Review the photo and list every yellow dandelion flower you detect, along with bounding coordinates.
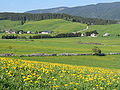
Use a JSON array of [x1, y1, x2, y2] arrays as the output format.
[[75, 83, 79, 85], [48, 81, 51, 83], [37, 77, 41, 80], [96, 85, 98, 87], [69, 82, 74, 84], [12, 67, 17, 69], [22, 76, 26, 78], [73, 88, 77, 90], [53, 79, 57, 81], [60, 76, 63, 77], [100, 87, 104, 90], [35, 81, 39, 83], [64, 84, 68, 86], [29, 80, 33, 82], [53, 85, 60, 88]]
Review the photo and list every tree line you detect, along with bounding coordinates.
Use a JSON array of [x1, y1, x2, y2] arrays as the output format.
[[2, 30, 98, 39], [2, 33, 82, 39], [0, 13, 117, 25]]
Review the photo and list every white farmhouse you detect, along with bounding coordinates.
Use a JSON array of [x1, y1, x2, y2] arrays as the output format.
[[5, 30, 16, 34], [81, 33, 84, 37], [103, 33, 110, 37], [91, 33, 96, 37], [27, 31, 32, 34], [19, 32, 22, 34], [41, 31, 51, 34]]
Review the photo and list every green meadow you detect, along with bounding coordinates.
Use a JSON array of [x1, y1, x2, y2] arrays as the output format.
[[14, 55, 120, 69], [86, 24, 120, 36], [0, 20, 21, 30], [0, 19, 87, 34], [0, 37, 120, 70], [14, 19, 87, 33], [0, 19, 120, 36], [0, 37, 120, 54], [0, 19, 120, 70]]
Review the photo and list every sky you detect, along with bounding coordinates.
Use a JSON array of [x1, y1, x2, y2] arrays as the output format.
[[0, 0, 120, 12]]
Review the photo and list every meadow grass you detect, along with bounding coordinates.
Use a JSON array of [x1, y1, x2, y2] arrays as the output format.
[[86, 24, 120, 36], [0, 19, 120, 36], [0, 20, 21, 30], [14, 55, 120, 69], [0, 19, 86, 34], [1, 37, 120, 70], [0, 37, 120, 54], [14, 19, 87, 33]]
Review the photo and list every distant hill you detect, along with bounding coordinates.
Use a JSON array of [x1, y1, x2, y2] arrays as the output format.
[[26, 7, 69, 13], [26, 2, 120, 20], [14, 19, 87, 33]]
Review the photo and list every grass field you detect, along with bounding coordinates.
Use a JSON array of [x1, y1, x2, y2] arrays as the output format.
[[0, 19, 120, 36], [14, 19, 87, 33], [0, 37, 120, 54], [1, 37, 120, 70], [0, 19, 87, 34], [0, 20, 21, 31], [86, 24, 120, 36], [13, 55, 120, 69]]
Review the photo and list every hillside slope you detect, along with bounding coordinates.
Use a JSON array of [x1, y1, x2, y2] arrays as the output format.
[[0, 20, 21, 31], [1, 19, 120, 36], [26, 2, 120, 20], [14, 19, 87, 33], [86, 24, 120, 36]]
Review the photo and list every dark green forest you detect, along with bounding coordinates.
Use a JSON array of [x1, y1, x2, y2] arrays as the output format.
[[0, 13, 117, 25]]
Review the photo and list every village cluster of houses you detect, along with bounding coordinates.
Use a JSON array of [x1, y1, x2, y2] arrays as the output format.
[[5, 29, 111, 37], [80, 33, 97, 37], [78, 32, 110, 37], [80, 33, 110, 37], [5, 30, 52, 34]]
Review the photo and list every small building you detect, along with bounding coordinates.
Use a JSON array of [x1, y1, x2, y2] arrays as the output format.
[[27, 31, 32, 34], [103, 33, 110, 37], [40, 31, 51, 34], [17, 30, 24, 34], [91, 33, 97, 37], [5, 30, 16, 34], [81, 33, 85, 37], [19, 31, 22, 34]]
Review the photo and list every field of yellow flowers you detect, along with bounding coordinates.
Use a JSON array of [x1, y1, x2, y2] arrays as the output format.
[[0, 57, 120, 90]]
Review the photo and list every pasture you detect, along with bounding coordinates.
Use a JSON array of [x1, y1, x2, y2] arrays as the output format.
[[86, 24, 120, 36], [1, 37, 120, 70], [0, 19, 87, 34], [0, 20, 21, 30], [14, 19, 87, 34], [0, 37, 120, 54]]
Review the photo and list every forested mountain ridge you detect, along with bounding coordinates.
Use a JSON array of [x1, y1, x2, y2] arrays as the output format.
[[26, 7, 68, 14], [26, 2, 120, 20], [0, 13, 117, 25]]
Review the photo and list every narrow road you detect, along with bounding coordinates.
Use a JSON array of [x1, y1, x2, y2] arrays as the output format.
[[77, 26, 89, 33]]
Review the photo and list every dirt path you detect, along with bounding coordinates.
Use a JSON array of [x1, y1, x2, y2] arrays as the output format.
[[77, 26, 89, 33]]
